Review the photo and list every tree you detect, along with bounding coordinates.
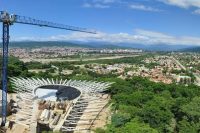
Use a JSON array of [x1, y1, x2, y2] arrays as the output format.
[[181, 97, 200, 123], [139, 96, 174, 132], [106, 118, 158, 133], [178, 119, 200, 133], [120, 119, 158, 133], [111, 113, 131, 127]]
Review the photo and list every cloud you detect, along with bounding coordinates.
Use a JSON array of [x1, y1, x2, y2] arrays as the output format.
[[158, 0, 200, 8], [157, 0, 200, 15], [82, 3, 110, 8], [135, 29, 172, 39], [82, 0, 118, 8], [130, 4, 162, 12], [82, 3, 92, 8], [94, 4, 110, 8], [12, 29, 200, 46], [82, 0, 125, 9], [135, 29, 200, 46], [193, 9, 200, 14], [83, 1, 162, 12], [93, 0, 118, 4]]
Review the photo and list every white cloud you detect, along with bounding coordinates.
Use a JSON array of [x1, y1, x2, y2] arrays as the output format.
[[93, 0, 117, 4], [135, 29, 200, 45], [12, 29, 200, 46], [82, 3, 110, 8], [193, 9, 200, 14], [130, 4, 162, 12], [158, 0, 200, 8], [83, 1, 162, 11], [157, 0, 200, 15], [135, 29, 172, 39], [83, 0, 124, 9], [94, 4, 110, 8], [82, 3, 92, 8]]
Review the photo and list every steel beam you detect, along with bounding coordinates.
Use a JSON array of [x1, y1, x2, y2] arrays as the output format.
[[1, 22, 9, 126]]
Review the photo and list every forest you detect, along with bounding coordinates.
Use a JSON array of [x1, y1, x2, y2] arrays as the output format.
[[97, 77, 200, 133], [69, 70, 200, 133]]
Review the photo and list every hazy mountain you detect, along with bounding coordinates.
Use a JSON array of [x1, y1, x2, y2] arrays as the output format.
[[0, 41, 195, 51], [2, 41, 127, 49], [7, 41, 91, 48], [82, 42, 192, 51], [180, 46, 200, 52]]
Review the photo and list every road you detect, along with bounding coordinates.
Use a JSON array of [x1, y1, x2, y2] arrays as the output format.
[[171, 57, 186, 70], [172, 56, 200, 86]]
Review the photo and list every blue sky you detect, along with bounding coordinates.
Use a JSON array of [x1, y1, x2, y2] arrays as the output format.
[[1, 0, 200, 45]]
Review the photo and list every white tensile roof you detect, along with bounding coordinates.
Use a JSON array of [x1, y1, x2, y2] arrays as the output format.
[[10, 77, 113, 132]]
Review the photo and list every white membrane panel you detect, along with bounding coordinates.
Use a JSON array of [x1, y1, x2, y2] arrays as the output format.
[[35, 88, 57, 101]]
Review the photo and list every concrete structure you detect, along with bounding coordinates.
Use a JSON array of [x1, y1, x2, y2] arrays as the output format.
[[10, 77, 113, 132], [176, 75, 191, 84]]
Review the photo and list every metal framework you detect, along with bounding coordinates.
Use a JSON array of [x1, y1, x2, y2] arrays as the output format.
[[1, 22, 9, 125], [0, 11, 96, 126], [10, 78, 113, 132]]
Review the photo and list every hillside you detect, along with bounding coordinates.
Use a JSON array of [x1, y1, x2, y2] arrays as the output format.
[[8, 41, 91, 48], [4, 41, 128, 49], [181, 46, 200, 52]]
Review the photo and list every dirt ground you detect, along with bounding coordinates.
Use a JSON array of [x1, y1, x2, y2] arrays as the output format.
[[6, 124, 28, 133], [90, 103, 112, 131]]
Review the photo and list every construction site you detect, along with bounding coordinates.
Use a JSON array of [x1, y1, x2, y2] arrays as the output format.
[[0, 78, 112, 133], [0, 11, 109, 133]]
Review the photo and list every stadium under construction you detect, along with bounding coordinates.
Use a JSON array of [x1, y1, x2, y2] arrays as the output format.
[[3, 77, 113, 133]]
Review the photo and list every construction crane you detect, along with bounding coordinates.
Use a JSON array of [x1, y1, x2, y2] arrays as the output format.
[[0, 11, 96, 126]]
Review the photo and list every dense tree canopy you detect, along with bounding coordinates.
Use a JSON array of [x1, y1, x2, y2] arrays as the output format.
[[93, 77, 200, 133]]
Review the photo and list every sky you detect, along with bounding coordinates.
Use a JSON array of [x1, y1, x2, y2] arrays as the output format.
[[1, 0, 200, 46]]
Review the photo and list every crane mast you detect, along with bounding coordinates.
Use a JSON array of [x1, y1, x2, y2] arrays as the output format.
[[0, 11, 96, 126]]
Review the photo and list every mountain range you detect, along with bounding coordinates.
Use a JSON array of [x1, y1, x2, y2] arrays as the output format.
[[0, 41, 199, 52]]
